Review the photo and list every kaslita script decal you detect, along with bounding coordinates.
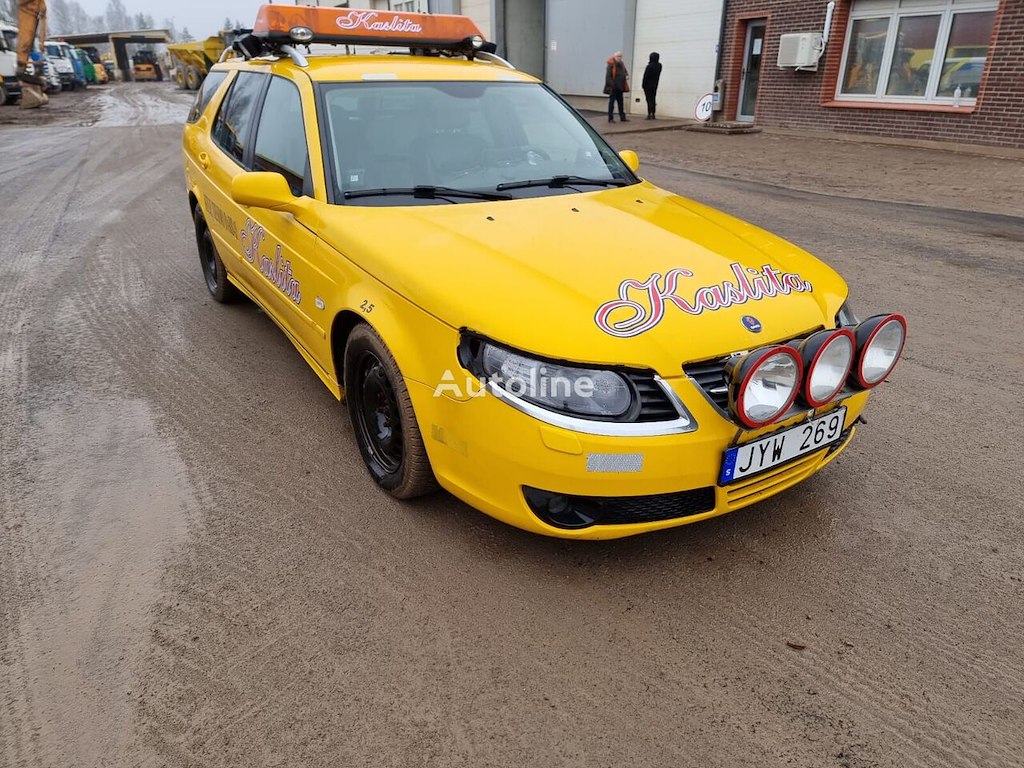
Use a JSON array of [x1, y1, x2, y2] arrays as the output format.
[[240, 218, 302, 306], [595, 262, 813, 338], [336, 10, 424, 33]]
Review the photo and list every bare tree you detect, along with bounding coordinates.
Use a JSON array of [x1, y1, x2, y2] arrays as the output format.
[[49, 0, 71, 34], [163, 17, 178, 41], [105, 0, 128, 31]]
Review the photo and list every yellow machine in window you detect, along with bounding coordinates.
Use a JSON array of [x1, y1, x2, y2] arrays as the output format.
[[182, 5, 906, 539]]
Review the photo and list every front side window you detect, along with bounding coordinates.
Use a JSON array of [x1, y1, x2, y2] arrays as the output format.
[[837, 0, 997, 105], [253, 76, 309, 196], [212, 71, 265, 164], [320, 81, 635, 206], [188, 70, 228, 123]]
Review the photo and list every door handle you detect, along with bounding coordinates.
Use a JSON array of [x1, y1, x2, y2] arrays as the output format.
[[197, 151, 210, 170]]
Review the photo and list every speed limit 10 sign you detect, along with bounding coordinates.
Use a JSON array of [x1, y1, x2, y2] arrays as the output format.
[[694, 93, 714, 122]]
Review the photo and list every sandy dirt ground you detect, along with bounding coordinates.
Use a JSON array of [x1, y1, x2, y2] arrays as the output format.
[[611, 129, 1024, 218], [1, 83, 1022, 768]]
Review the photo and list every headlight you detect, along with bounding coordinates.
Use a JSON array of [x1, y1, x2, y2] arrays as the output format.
[[480, 343, 632, 418], [728, 346, 802, 429], [457, 334, 696, 435], [853, 314, 906, 388], [800, 329, 855, 407]]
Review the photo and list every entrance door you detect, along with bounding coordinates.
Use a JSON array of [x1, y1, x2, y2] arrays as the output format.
[[737, 20, 766, 122]]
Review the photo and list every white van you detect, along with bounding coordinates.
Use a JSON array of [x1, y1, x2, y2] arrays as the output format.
[[0, 23, 20, 105]]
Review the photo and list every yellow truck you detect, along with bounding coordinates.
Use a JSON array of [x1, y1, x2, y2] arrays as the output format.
[[168, 33, 233, 90]]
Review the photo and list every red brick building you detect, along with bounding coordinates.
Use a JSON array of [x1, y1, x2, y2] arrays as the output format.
[[717, 0, 1023, 149]]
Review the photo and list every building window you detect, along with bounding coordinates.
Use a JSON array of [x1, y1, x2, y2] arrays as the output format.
[[373, 0, 421, 10], [837, 0, 997, 104]]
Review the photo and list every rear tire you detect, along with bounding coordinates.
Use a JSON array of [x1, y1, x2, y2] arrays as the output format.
[[344, 324, 437, 499], [194, 207, 239, 303], [185, 66, 202, 91]]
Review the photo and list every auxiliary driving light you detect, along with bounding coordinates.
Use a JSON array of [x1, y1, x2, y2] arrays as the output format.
[[289, 26, 314, 43], [728, 346, 802, 429], [852, 314, 907, 388], [800, 329, 855, 407]]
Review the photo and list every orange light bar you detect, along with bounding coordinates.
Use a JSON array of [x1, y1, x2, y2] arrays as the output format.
[[252, 4, 484, 48]]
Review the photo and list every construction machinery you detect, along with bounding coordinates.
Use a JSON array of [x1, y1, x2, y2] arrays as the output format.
[[168, 33, 232, 91], [132, 48, 161, 81], [15, 0, 48, 109]]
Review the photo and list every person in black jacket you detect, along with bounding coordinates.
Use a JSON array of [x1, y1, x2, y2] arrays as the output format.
[[642, 52, 662, 120]]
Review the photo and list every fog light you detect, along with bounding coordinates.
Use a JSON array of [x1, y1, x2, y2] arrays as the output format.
[[729, 346, 802, 429], [523, 488, 596, 529], [853, 314, 907, 388], [800, 329, 855, 407]]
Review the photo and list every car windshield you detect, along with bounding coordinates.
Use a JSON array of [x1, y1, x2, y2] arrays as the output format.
[[320, 81, 636, 205]]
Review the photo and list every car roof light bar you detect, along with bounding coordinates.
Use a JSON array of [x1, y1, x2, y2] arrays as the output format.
[[251, 4, 486, 53]]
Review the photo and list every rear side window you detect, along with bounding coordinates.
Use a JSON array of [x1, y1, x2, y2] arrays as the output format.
[[212, 72, 266, 164], [253, 77, 309, 196], [188, 71, 229, 123]]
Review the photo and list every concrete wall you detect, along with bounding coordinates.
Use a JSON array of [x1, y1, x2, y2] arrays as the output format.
[[501, 0, 545, 78], [460, 0, 494, 39]]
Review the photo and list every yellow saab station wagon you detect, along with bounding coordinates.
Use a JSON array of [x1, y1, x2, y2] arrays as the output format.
[[182, 5, 906, 539]]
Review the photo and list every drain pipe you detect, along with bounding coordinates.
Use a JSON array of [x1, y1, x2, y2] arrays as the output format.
[[711, 0, 729, 120]]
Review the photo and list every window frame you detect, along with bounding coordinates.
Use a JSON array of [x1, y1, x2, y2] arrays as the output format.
[[187, 70, 230, 124], [251, 74, 313, 198], [211, 71, 270, 169], [834, 0, 998, 106]]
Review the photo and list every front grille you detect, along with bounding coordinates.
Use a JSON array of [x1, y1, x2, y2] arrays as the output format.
[[626, 373, 680, 422], [524, 486, 716, 529], [722, 426, 854, 509], [683, 360, 731, 412]]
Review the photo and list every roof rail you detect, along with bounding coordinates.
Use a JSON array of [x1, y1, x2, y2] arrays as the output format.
[[475, 51, 515, 70]]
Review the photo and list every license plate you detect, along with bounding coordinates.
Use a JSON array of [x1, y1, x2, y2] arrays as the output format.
[[719, 407, 847, 485]]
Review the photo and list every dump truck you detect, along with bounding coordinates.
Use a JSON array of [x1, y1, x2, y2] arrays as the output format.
[[168, 33, 232, 91]]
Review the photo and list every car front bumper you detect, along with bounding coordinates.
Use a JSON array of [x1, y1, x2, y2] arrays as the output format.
[[408, 376, 870, 539]]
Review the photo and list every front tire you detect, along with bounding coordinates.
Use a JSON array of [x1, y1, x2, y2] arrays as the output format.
[[194, 207, 239, 303], [344, 324, 436, 499]]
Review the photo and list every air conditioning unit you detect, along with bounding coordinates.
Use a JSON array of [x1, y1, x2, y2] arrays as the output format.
[[777, 33, 823, 69]]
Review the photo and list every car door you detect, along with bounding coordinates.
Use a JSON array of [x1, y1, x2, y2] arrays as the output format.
[[202, 69, 269, 299], [242, 73, 328, 363]]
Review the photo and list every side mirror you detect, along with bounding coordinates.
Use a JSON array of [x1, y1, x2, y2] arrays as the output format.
[[618, 149, 640, 173], [230, 171, 298, 211]]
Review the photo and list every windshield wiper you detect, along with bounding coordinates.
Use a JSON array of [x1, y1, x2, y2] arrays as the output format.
[[496, 175, 630, 191], [343, 185, 512, 202]]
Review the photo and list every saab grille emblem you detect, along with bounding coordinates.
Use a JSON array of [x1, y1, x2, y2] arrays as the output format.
[[742, 315, 762, 333]]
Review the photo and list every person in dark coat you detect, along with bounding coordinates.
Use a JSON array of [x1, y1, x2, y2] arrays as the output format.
[[604, 51, 629, 123], [642, 51, 662, 119]]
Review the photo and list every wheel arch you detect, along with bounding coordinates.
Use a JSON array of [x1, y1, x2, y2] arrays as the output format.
[[330, 309, 365, 394]]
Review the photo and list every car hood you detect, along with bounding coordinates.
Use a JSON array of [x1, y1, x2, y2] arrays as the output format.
[[316, 182, 848, 374]]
